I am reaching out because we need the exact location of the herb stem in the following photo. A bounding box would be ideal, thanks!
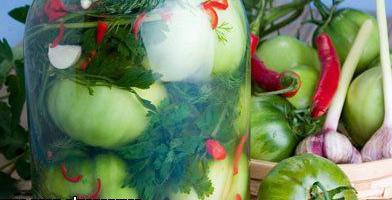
[211,107,228,137]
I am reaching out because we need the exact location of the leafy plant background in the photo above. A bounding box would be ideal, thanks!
[0,5,30,198]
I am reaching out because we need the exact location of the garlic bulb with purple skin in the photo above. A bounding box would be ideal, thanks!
[362,0,392,162]
[296,20,374,164]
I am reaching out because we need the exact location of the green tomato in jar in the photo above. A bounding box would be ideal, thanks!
[251,95,298,162]
[234,84,251,135]
[212,0,248,74]
[47,79,166,148]
[287,65,319,109]
[256,35,321,72]
[41,154,139,199]
[343,67,384,146]
[170,155,249,200]
[41,159,95,198]
[258,154,357,200]
[95,154,139,198]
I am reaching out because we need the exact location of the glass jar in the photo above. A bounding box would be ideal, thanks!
[24,0,250,199]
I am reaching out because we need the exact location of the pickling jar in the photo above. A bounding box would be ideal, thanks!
[24,0,250,199]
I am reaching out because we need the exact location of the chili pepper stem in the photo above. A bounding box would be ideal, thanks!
[323,20,374,131]
[376,0,392,127]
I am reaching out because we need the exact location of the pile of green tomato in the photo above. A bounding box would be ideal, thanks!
[251,8,382,200]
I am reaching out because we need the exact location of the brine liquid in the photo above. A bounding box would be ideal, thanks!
[24,0,250,199]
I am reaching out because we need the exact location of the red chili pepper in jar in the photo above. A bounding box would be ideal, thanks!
[251,55,301,98]
[250,33,260,55]
[311,33,341,118]
[205,139,227,160]
[60,163,83,183]
[78,178,102,199]
[132,13,147,39]
[233,134,247,175]
[202,0,229,29]
[96,21,108,44]
[44,0,67,22]
[51,23,65,48]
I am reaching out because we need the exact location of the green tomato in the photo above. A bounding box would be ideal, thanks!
[258,154,357,200]
[212,0,248,74]
[41,159,96,198]
[227,154,249,200]
[251,95,298,162]
[47,79,166,148]
[234,84,251,136]
[315,9,379,73]
[42,154,139,199]
[287,65,319,109]
[343,67,383,146]
[95,154,139,198]
[256,36,320,72]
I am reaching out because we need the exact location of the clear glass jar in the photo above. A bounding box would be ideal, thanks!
[24,0,250,199]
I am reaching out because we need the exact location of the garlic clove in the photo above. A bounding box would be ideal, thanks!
[362,126,392,162]
[81,0,92,9]
[324,131,362,164]
[48,44,82,69]
[295,134,324,156]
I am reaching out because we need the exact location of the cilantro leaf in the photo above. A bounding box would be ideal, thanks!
[8,5,30,24]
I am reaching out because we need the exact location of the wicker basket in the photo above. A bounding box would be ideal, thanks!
[250,159,392,200]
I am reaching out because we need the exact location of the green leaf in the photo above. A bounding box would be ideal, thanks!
[8,5,30,24]
[0,172,17,198]
[6,73,26,128]
[116,67,155,89]
[0,38,13,63]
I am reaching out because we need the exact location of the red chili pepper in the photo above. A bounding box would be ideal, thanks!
[44,0,67,22]
[132,13,147,39]
[236,194,242,200]
[205,139,227,160]
[311,33,341,118]
[51,23,65,48]
[78,178,102,199]
[233,134,247,175]
[60,163,83,183]
[202,6,218,29]
[96,21,108,44]
[250,33,260,56]
[251,55,301,98]
[81,50,97,71]
[203,0,229,10]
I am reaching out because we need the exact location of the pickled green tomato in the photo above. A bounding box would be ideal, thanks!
[258,154,357,200]
[343,67,384,146]
[234,84,251,135]
[42,160,95,198]
[212,0,248,74]
[95,154,139,198]
[42,154,139,199]
[47,79,166,148]
[256,36,321,72]
[170,155,249,200]
[287,65,319,109]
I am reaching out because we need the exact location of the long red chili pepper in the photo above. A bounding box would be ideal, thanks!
[132,13,147,39]
[233,134,247,175]
[60,163,83,183]
[96,21,108,44]
[311,33,341,118]
[205,139,227,160]
[236,194,242,200]
[78,178,102,199]
[51,23,65,48]
[251,55,301,98]
[202,6,219,29]
[202,0,229,29]
[250,33,260,56]
[44,0,67,22]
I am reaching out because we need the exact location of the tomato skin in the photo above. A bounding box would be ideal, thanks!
[343,67,384,146]
[256,35,321,72]
[258,154,357,200]
[315,9,379,73]
[251,95,298,162]
[287,65,319,109]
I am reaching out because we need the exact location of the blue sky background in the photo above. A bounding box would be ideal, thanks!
[1,0,392,46]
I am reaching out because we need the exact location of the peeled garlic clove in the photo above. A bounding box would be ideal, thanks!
[48,44,82,69]
[81,0,92,9]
